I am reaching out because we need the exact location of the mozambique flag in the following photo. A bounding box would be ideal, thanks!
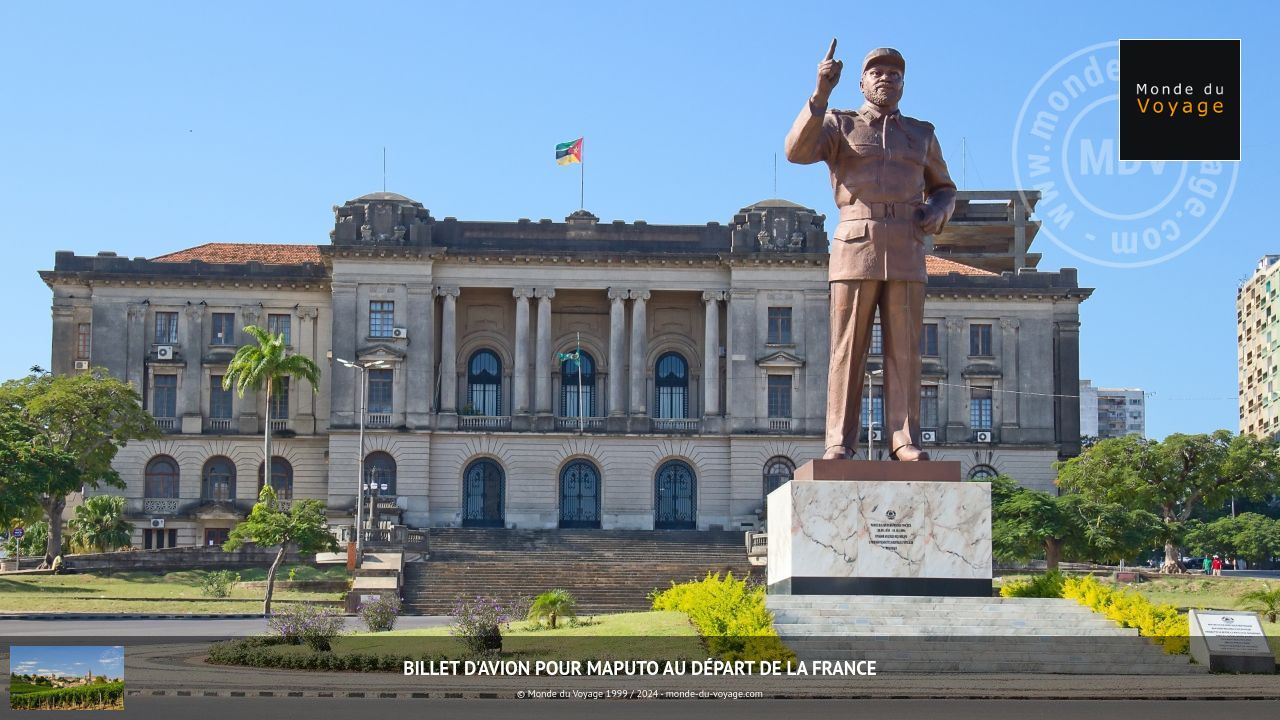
[555,137,583,166]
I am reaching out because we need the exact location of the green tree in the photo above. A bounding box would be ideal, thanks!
[1057,431,1280,572]
[990,476,1080,571]
[527,589,578,629]
[1185,513,1280,566]
[223,485,338,616]
[0,368,158,565]
[222,325,321,488]
[1240,584,1280,623]
[66,495,133,553]
[3,521,52,559]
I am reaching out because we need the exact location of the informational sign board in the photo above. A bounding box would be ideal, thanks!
[12,527,23,538]
[1188,610,1276,673]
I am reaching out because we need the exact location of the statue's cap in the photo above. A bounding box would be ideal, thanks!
[862,47,905,73]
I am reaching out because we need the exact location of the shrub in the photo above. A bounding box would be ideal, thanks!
[528,589,578,629]
[1240,584,1280,623]
[651,572,795,663]
[999,571,1066,598]
[267,603,345,651]
[199,570,241,598]
[1062,575,1187,654]
[359,594,403,633]
[450,595,510,655]
[207,637,444,672]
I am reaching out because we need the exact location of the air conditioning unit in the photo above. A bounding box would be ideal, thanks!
[391,327,408,339]
[150,518,165,529]
[921,430,937,443]
[871,429,883,441]
[156,346,174,360]
[73,360,89,370]
[976,431,993,443]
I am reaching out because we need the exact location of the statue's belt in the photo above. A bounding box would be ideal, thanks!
[840,201,920,221]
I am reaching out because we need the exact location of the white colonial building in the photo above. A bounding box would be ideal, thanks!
[41,190,1090,548]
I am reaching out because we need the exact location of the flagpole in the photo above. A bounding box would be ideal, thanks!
[579,138,585,210]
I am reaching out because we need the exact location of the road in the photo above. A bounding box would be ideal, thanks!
[0,614,451,637]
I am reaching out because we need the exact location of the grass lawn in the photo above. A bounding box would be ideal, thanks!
[0,566,347,614]
[1116,574,1280,659]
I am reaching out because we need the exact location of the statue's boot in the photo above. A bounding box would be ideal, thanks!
[890,444,930,462]
[822,445,852,461]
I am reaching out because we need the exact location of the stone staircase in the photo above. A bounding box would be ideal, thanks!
[402,528,755,615]
[767,595,1205,674]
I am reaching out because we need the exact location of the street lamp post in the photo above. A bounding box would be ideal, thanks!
[335,357,386,565]
[865,368,883,459]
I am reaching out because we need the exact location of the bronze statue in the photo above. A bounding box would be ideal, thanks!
[785,40,956,462]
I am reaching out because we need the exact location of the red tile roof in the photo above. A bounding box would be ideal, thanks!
[151,243,322,265]
[926,256,996,276]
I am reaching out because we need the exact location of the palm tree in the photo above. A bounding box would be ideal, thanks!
[1241,584,1280,623]
[223,326,321,498]
[528,589,578,629]
[66,495,132,553]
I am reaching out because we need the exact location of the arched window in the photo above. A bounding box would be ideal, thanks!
[462,458,504,527]
[365,451,397,495]
[654,459,696,529]
[257,457,293,500]
[763,456,795,497]
[655,352,689,419]
[467,350,502,416]
[144,456,179,498]
[967,464,999,480]
[560,350,597,417]
[559,459,601,528]
[202,456,236,502]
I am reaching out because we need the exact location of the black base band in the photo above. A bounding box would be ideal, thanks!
[769,576,993,597]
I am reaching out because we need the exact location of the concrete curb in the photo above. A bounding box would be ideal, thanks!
[0,613,268,620]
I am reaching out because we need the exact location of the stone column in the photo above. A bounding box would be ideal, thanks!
[180,303,204,433]
[999,318,1020,432]
[702,291,723,418]
[296,306,319,434]
[513,288,533,416]
[607,288,627,423]
[943,316,966,442]
[50,305,75,376]
[330,282,357,427]
[125,303,147,394]
[437,286,459,426]
[406,284,435,429]
[237,304,263,434]
[534,288,556,422]
[628,289,650,420]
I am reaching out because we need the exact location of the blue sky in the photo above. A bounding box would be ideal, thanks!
[1,1,1274,439]
[9,646,124,679]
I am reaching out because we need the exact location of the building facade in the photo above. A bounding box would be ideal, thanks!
[1079,379,1146,439]
[41,190,1091,547]
[1238,255,1280,438]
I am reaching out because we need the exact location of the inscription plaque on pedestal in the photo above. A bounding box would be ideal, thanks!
[1188,610,1276,673]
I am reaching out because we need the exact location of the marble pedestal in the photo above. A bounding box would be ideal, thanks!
[767,460,992,596]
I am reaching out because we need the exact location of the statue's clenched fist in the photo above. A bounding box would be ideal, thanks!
[814,38,843,104]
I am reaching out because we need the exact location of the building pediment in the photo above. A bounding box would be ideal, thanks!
[757,350,805,369]
[962,363,1003,378]
[922,360,947,377]
[356,344,407,362]
[185,501,245,521]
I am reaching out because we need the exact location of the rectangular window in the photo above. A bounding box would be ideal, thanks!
[861,385,884,429]
[767,374,792,418]
[368,369,393,414]
[76,323,92,359]
[920,323,939,356]
[267,313,292,346]
[153,375,177,417]
[210,375,232,419]
[767,307,792,344]
[920,385,939,428]
[970,387,993,430]
[154,312,178,344]
[969,323,993,356]
[870,322,883,355]
[270,377,289,420]
[211,313,235,346]
[369,301,394,337]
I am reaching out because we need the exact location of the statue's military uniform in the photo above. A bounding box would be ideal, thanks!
[785,48,956,456]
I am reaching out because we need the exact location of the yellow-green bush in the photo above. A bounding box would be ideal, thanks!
[651,572,795,663]
[1062,575,1188,654]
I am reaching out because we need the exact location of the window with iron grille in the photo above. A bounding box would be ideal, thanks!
[76,323,91,359]
[920,323,939,356]
[369,301,394,337]
[970,387,993,429]
[211,313,235,346]
[467,350,502,415]
[920,385,939,428]
[767,374,792,418]
[970,324,993,356]
[560,351,597,417]
[655,352,689,418]
[153,375,177,417]
[767,307,792,344]
[368,369,393,414]
[267,313,291,345]
[763,456,795,496]
[270,377,289,420]
[210,375,233,419]
[154,312,178,344]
